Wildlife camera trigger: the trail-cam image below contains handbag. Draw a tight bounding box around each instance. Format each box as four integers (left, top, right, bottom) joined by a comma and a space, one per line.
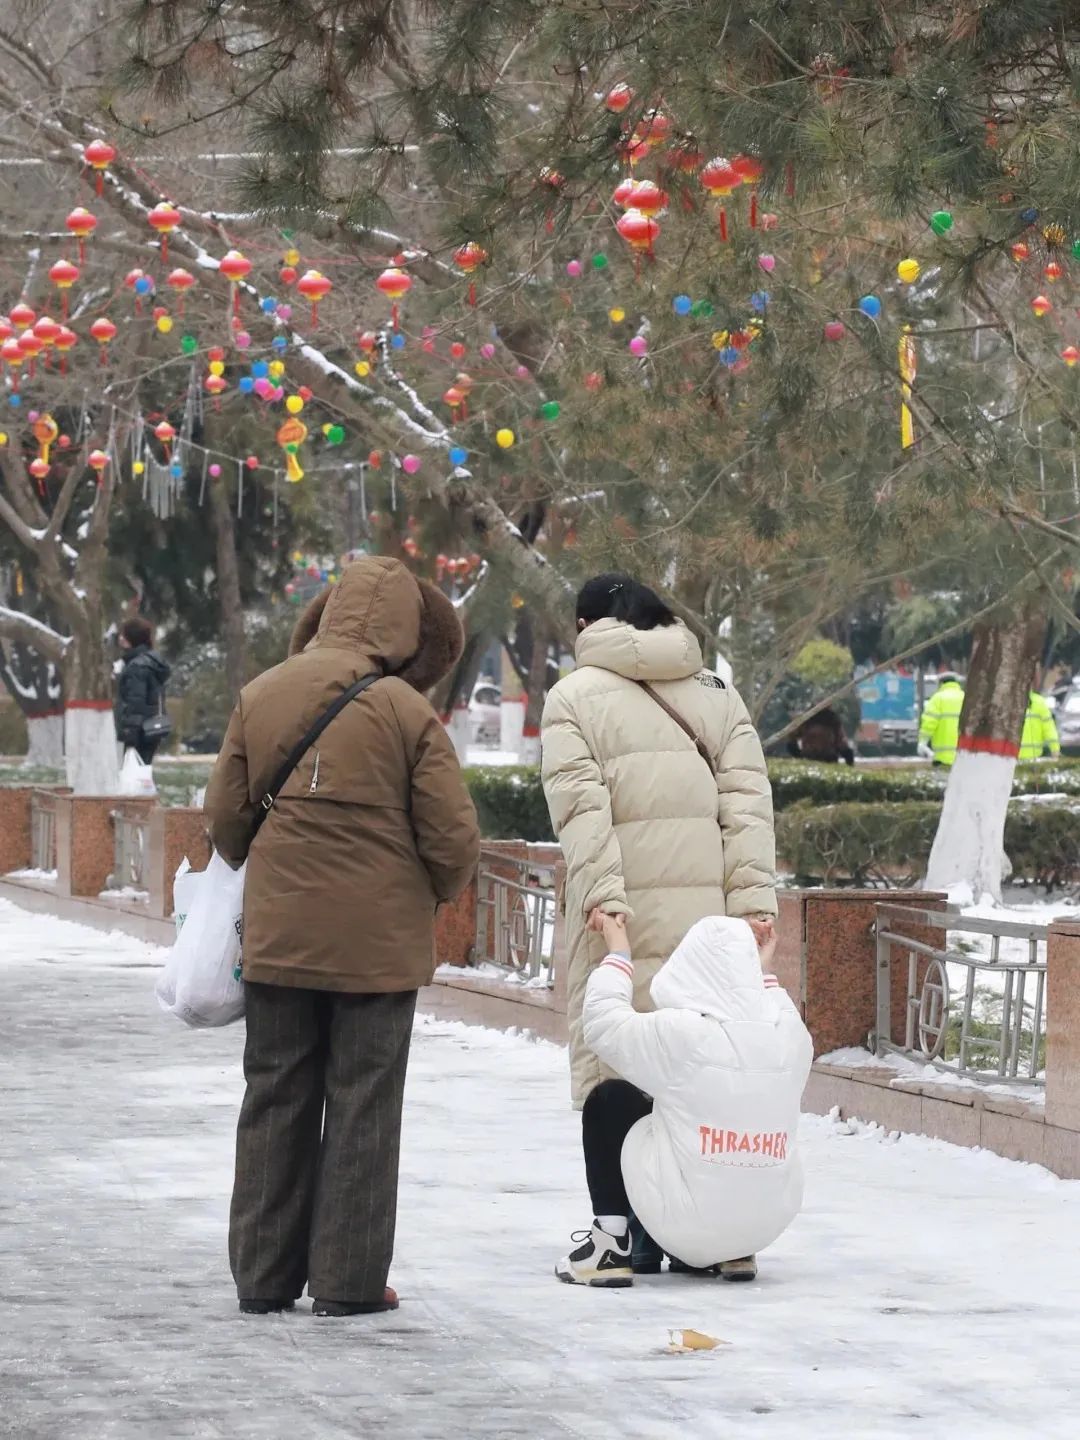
638, 681, 716, 777
251, 672, 381, 836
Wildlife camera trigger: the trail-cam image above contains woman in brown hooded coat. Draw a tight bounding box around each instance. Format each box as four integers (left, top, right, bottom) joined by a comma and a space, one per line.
205, 556, 480, 1317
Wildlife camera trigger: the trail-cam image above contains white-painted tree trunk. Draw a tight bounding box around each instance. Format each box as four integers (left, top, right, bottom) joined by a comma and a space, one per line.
443, 703, 471, 763
924, 750, 1017, 904
24, 713, 64, 769
500, 696, 525, 761
521, 727, 541, 765
64, 705, 120, 794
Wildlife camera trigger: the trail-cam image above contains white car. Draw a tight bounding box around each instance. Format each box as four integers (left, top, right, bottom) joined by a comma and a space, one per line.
469, 682, 502, 747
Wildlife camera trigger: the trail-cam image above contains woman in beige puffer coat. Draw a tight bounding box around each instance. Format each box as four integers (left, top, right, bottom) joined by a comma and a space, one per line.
541, 575, 777, 1110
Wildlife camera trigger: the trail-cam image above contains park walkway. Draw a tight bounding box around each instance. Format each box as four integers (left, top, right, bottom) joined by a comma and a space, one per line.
0, 897, 1077, 1440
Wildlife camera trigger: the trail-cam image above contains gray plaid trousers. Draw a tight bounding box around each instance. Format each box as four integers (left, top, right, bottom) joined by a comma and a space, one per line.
230, 982, 417, 1303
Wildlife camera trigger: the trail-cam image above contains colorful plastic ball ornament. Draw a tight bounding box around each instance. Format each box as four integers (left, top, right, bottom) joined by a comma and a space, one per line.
495, 428, 515, 449
480, 342, 496, 359
897, 258, 920, 283
711, 330, 729, 350
254, 377, 273, 398
628, 335, 648, 356
170, 461, 183, 479
749, 291, 769, 313
450, 341, 467, 360
824, 320, 846, 341
449, 446, 468, 465
566, 260, 583, 278
209, 463, 222, 478
272, 386, 285, 402
271, 335, 288, 352
260, 297, 277, 314
391, 333, 406, 349
280, 265, 297, 286
132, 460, 143, 475
134, 275, 153, 295
540, 400, 561, 420
268, 360, 285, 379
277, 304, 293, 323
1020, 207, 1039, 224
515, 364, 530, 379
591, 253, 609, 270
692, 300, 714, 318
27, 410, 39, 424
285, 394, 304, 414
355, 360, 371, 377
156, 315, 173, 334
180, 334, 198, 355
1073, 239, 1080, 260
8, 395, 21, 408
245, 455, 259, 471
672, 294, 693, 316
401, 454, 421, 474
930, 210, 954, 236
584, 371, 603, 391
239, 376, 255, 393
858, 295, 883, 318
326, 425, 345, 445
252, 360, 269, 378
757, 254, 776, 274
608, 307, 626, 324
235, 331, 252, 349
209, 359, 225, 377
720, 347, 740, 366
0, 433, 6, 445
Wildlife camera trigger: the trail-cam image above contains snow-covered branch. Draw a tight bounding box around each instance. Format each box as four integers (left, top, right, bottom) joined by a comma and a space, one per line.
0, 607, 71, 664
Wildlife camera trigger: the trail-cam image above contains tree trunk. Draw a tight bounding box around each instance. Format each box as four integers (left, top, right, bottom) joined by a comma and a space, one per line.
730, 574, 757, 700
62, 611, 118, 795
522, 619, 550, 764
925, 600, 1047, 902
25, 714, 64, 768
208, 473, 247, 704
0, 640, 64, 767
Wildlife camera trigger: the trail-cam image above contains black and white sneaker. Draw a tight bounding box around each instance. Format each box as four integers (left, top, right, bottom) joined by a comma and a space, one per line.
555, 1222, 633, 1288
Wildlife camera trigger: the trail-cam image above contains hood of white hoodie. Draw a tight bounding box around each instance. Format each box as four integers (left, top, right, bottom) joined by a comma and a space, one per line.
574, 617, 703, 683
650, 916, 771, 1022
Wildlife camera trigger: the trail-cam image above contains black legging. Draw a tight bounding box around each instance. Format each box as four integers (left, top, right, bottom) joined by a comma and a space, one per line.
582, 1078, 653, 1216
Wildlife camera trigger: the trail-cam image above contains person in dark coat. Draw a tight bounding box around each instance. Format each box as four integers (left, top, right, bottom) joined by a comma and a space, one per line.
115, 618, 171, 764
786, 707, 855, 765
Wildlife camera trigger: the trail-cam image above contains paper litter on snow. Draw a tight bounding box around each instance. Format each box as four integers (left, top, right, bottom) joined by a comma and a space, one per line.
666, 1330, 729, 1353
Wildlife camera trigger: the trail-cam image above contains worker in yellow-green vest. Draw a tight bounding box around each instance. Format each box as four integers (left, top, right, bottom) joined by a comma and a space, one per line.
918, 673, 965, 766
1019, 691, 1060, 762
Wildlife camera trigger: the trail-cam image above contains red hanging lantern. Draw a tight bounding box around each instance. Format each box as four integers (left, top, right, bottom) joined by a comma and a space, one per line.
605, 82, 634, 114
33, 316, 61, 368
615, 208, 660, 274
1, 337, 23, 391
54, 325, 77, 373
87, 450, 109, 485
452, 242, 488, 306
1062, 345, 1080, 366
296, 269, 332, 326
612, 177, 637, 209
83, 139, 115, 196
48, 259, 80, 319
65, 207, 98, 265
634, 109, 671, 150
731, 154, 764, 228
1045, 260, 1065, 283
358, 330, 378, 354
166, 267, 196, 314
218, 249, 252, 314
0, 318, 10, 342
626, 179, 668, 218
17, 331, 42, 378
154, 420, 176, 460
90, 316, 117, 365
9, 302, 35, 331
700, 157, 740, 241
1010, 241, 1031, 263
29, 457, 50, 493
148, 200, 181, 261
204, 373, 227, 409
670, 142, 703, 175
376, 267, 412, 328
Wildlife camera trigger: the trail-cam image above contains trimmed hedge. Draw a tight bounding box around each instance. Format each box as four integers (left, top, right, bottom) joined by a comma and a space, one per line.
776, 798, 1080, 890
462, 759, 1080, 842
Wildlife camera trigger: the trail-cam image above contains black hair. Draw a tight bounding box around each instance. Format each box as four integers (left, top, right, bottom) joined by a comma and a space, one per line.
120, 617, 153, 649
575, 573, 677, 631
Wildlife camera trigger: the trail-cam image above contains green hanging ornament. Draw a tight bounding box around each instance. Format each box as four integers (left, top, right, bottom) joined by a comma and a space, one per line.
930, 210, 954, 236
1072, 238, 1080, 260
180, 334, 198, 355
692, 300, 715, 318
326, 424, 346, 446
591, 253, 609, 270
540, 400, 561, 420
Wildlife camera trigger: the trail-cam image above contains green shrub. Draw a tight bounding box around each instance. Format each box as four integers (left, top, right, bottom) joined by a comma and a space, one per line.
776, 798, 1080, 890
464, 766, 554, 842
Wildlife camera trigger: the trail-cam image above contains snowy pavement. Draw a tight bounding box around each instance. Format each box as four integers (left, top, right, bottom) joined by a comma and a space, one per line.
1, 900, 1078, 1440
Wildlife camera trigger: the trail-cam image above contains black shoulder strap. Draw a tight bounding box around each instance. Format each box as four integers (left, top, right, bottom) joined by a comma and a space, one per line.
252, 672, 380, 834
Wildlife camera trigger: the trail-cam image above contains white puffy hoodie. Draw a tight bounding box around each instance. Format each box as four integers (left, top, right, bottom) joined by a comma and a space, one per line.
582, 916, 813, 1268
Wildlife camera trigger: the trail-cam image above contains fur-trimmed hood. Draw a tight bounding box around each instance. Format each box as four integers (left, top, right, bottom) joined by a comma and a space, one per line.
288, 555, 463, 693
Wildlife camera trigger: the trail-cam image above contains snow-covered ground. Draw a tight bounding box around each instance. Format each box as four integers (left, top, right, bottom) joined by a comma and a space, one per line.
1, 900, 1079, 1440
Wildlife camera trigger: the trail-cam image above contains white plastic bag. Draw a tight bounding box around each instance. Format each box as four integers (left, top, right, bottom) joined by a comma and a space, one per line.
118, 747, 157, 797
156, 851, 246, 1027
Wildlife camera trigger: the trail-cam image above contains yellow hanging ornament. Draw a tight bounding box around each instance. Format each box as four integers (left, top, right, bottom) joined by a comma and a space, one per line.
32, 413, 59, 465
285, 394, 304, 415
277, 415, 308, 482
269, 360, 285, 379
897, 257, 920, 284
899, 324, 917, 450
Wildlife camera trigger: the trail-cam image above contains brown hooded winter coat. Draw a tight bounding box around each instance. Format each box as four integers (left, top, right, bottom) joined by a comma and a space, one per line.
204, 556, 480, 994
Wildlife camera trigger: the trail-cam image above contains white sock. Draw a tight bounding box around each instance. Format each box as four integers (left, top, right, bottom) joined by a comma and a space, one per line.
596, 1215, 628, 1237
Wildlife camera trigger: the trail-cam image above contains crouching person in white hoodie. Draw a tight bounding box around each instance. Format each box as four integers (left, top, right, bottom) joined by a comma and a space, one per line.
555, 912, 813, 1288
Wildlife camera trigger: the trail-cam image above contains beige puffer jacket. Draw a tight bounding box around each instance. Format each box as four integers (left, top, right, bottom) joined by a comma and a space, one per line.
541, 618, 777, 1108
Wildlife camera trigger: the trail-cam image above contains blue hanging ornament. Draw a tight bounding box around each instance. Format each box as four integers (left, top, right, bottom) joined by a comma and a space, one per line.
857, 295, 882, 318
134, 275, 154, 296
170, 460, 183, 478
672, 294, 693, 316
252, 360, 270, 378
449, 446, 468, 466
391, 332, 406, 350
749, 291, 769, 314
720, 346, 740, 367
239, 376, 255, 394
271, 335, 288, 352
260, 297, 277, 314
